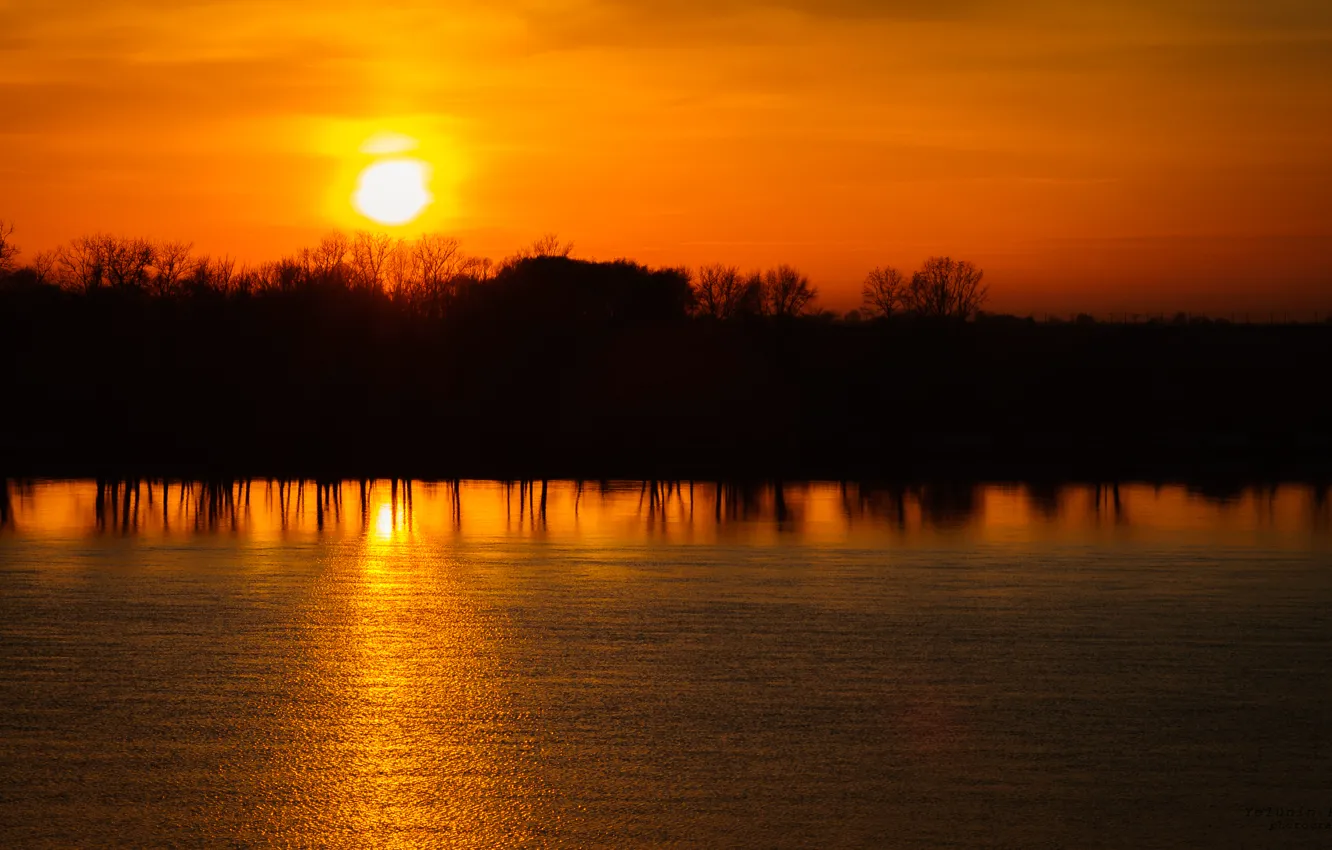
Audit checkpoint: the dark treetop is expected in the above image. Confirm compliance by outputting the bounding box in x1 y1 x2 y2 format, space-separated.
2 251 1329 479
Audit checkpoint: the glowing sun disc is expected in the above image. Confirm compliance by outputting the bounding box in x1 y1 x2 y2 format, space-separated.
353 158 432 225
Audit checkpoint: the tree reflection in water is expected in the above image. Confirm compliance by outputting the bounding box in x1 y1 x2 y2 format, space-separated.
2 478 1326 544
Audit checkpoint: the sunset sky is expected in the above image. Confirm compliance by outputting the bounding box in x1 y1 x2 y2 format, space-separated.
2 0 1329 313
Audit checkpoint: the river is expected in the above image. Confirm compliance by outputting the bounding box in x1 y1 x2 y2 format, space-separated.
1 479 1329 847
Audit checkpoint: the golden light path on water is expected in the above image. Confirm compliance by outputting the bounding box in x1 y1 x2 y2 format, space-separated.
128 481 554 845
3 479 1327 547
294 495 532 846
1 479 1330 847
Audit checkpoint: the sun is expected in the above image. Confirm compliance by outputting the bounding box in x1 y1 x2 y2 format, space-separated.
353 158 433 226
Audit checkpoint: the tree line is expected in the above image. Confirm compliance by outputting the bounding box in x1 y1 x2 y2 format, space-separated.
2 217 1330 479
0 219 988 321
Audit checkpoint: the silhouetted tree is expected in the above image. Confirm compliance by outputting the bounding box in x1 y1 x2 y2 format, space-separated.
526 233 574 259
479 255 692 325
693 263 762 319
189 255 237 292
55 236 100 291
414 233 466 284
101 236 155 289
903 256 986 319
761 264 817 317
499 233 575 272
470 256 496 282
0 219 17 275
409 233 472 316
29 250 57 286
384 239 415 300
350 231 397 291
303 232 350 284
261 257 304 291
148 240 193 296
56 234 155 291
861 265 907 318
7 214 1330 487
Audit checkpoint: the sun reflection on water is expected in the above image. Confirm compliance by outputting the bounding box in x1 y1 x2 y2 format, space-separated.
2 477 1330 846
3 479 1327 548
374 503 395 541
261 490 545 844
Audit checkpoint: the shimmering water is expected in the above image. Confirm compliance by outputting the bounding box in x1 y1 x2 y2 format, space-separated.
1 479 1329 848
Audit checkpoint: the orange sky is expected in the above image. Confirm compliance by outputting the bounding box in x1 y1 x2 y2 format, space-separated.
2 0 1330 313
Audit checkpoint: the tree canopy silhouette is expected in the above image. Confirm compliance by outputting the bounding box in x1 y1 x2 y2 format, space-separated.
468 255 694 326
693 264 761 320
862 266 907 318
2 219 1329 479
0 220 17 276
760 264 817 317
903 256 987 319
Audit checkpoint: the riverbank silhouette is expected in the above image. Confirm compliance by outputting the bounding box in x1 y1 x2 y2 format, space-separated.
2 230 1329 479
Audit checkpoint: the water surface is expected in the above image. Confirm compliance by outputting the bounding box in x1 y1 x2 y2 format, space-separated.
1 479 1329 847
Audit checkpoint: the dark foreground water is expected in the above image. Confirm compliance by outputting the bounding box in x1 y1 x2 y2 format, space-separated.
1 479 1330 848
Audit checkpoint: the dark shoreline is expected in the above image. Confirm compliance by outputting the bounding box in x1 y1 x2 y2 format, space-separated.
4 439 1328 484
6 269 1329 487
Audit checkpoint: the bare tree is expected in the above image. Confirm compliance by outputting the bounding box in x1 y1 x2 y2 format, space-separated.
308 232 350 283
467 255 496 282
230 263 262 295
408 233 475 313
526 233 573 259
55 234 155 290
0 219 18 274
149 240 193 296
903 256 987 319
31 250 57 285
101 236 155 289
350 231 397 291
384 240 416 300
415 233 466 285
258 258 303 292
190 255 237 292
693 263 762 319
761 264 817 317
861 265 907 318
57 235 107 291
692 264 726 318
498 233 574 273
